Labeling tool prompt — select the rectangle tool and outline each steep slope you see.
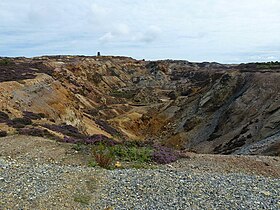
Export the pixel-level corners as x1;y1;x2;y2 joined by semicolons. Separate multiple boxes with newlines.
0;56;279;155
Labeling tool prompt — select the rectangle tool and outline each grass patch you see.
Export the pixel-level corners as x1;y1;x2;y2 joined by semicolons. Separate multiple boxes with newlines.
71;137;180;169
73;194;90;205
84;143;154;169
111;144;153;163
76;141;180;169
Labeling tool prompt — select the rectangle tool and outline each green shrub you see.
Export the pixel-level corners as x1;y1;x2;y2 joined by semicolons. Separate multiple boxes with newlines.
111;145;152;163
91;144;114;169
93;152;113;169
89;143;153;169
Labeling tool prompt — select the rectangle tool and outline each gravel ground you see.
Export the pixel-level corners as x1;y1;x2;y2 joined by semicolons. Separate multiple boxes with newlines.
96;169;280;210
0;136;279;209
1;157;279;210
0;157;105;209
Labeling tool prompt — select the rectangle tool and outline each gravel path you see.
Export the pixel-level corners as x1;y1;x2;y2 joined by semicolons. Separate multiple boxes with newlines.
1;157;279;209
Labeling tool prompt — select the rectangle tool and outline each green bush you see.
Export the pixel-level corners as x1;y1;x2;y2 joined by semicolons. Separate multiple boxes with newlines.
87;141;179;169
91;144;115;169
90;143;153;169
111;145;152;163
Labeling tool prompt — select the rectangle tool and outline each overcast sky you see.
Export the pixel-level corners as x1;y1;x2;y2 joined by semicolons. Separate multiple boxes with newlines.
1;0;280;63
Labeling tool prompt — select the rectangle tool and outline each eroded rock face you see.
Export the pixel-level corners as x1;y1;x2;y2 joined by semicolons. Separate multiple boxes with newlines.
0;56;279;156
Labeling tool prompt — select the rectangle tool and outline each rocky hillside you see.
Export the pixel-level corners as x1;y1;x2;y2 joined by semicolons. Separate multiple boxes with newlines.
0;56;279;156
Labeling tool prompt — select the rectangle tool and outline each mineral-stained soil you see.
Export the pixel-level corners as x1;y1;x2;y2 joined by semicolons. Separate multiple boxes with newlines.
0;56;280;155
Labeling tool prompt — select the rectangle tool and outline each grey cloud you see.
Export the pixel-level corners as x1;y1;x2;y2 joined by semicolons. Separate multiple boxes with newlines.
138;26;161;43
99;25;161;44
0;0;280;63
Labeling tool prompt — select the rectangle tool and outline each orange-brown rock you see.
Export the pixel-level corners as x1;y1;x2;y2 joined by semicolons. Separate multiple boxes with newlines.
0;56;279;156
